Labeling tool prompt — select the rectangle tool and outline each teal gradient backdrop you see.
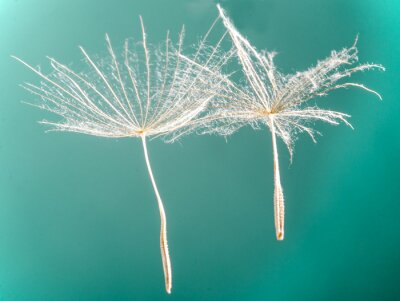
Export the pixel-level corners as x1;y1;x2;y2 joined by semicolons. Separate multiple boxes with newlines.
0;0;399;300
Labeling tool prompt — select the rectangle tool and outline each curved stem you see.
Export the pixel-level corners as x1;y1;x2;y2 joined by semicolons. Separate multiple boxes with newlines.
270;117;285;240
141;135;172;294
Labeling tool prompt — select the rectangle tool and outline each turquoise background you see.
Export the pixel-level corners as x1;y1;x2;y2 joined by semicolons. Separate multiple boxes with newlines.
1;0;399;300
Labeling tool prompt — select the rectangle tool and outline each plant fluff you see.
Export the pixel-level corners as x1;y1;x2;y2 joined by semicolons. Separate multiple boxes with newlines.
183;4;384;240
13;17;224;294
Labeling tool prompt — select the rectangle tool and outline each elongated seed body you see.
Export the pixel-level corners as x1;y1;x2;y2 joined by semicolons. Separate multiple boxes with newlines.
270;118;285;241
141;135;172;293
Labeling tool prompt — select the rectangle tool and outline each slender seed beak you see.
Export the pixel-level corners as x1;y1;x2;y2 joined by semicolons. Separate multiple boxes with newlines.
270;117;285;241
141;135;173;294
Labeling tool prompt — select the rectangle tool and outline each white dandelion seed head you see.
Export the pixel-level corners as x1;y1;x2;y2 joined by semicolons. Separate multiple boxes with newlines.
188;4;384;159
14;18;225;142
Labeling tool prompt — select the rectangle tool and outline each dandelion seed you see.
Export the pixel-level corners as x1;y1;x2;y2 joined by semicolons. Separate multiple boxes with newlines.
184;5;384;240
13;17;223;293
